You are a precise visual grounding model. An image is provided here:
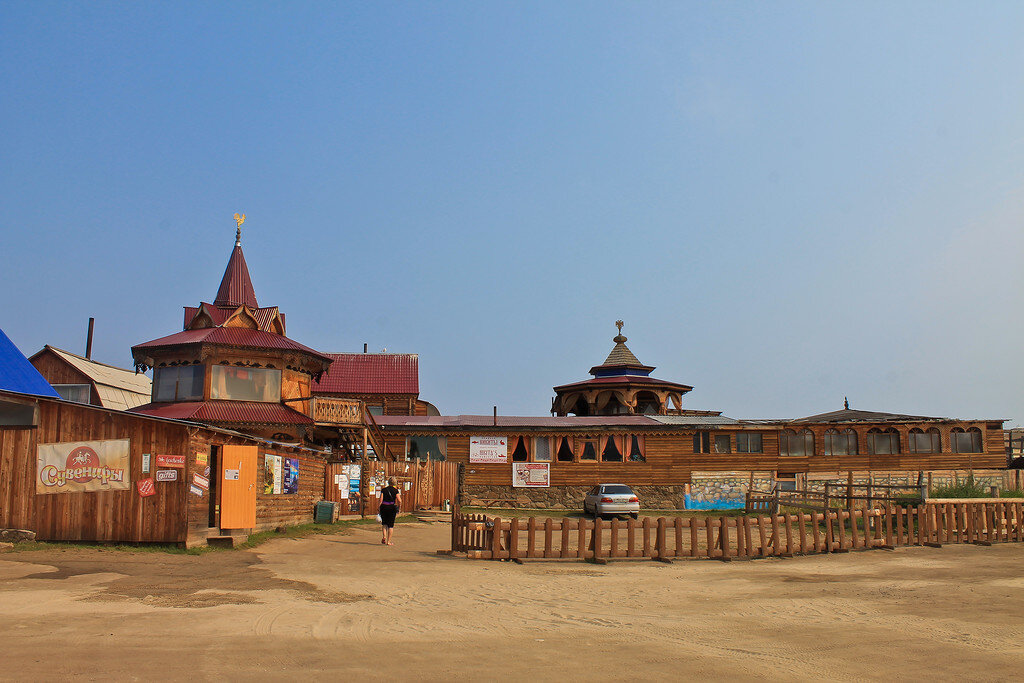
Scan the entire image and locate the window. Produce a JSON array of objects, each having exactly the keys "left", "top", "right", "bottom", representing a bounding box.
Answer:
[
  {"left": 367, "top": 405, "right": 384, "bottom": 416},
  {"left": 578, "top": 439, "right": 598, "bottom": 461},
  {"left": 736, "top": 433, "right": 763, "bottom": 453},
  {"left": 867, "top": 427, "right": 900, "bottom": 455},
  {"left": 602, "top": 484, "right": 634, "bottom": 495},
  {"left": 628, "top": 435, "right": 646, "bottom": 462},
  {"left": 951, "top": 427, "right": 982, "bottom": 453},
  {"left": 556, "top": 437, "right": 574, "bottom": 462},
  {"left": 714, "top": 434, "right": 731, "bottom": 453},
  {"left": 908, "top": 428, "right": 940, "bottom": 454},
  {"left": 406, "top": 435, "right": 447, "bottom": 461},
  {"left": 776, "top": 472, "right": 797, "bottom": 491},
  {"left": 511, "top": 436, "right": 529, "bottom": 462},
  {"left": 210, "top": 365, "right": 280, "bottom": 402},
  {"left": 533, "top": 437, "right": 552, "bottom": 462},
  {"left": 601, "top": 436, "right": 623, "bottom": 462},
  {"left": 154, "top": 365, "right": 204, "bottom": 402},
  {"left": 823, "top": 428, "right": 858, "bottom": 455},
  {"left": 780, "top": 429, "right": 814, "bottom": 456},
  {"left": 693, "top": 431, "right": 710, "bottom": 454},
  {"left": 53, "top": 384, "right": 91, "bottom": 404}
]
